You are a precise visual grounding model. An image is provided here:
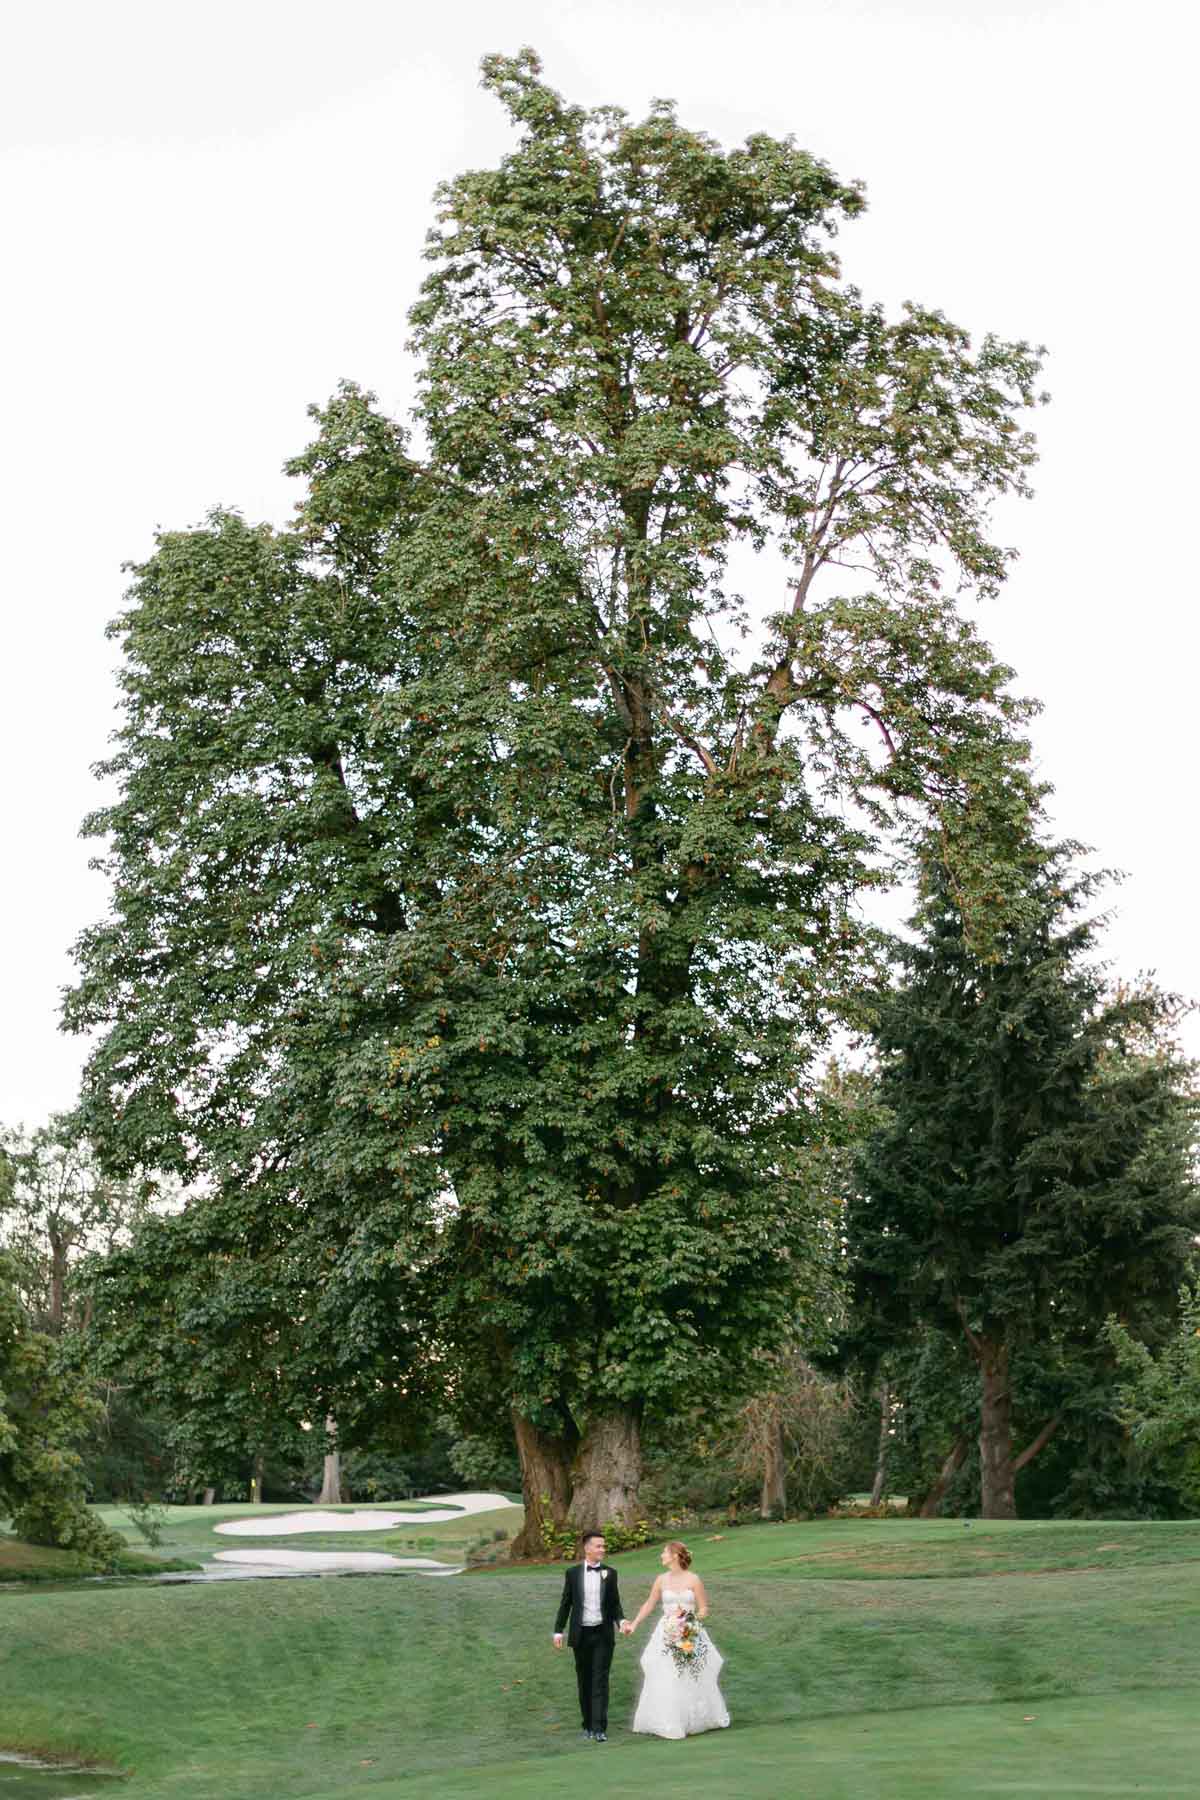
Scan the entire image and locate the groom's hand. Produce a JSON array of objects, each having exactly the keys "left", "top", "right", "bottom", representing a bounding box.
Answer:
[{"left": 552, "top": 1633, "right": 564, "bottom": 1649}]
